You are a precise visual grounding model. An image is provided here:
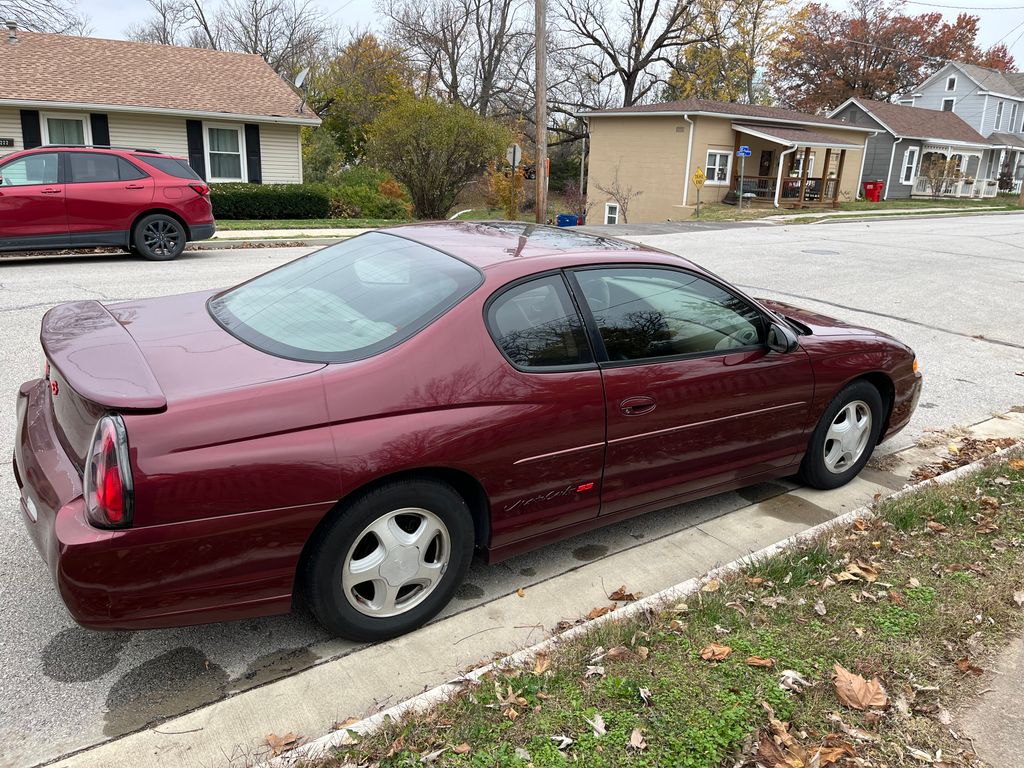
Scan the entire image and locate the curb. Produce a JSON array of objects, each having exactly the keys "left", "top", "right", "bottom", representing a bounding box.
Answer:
[{"left": 269, "top": 443, "right": 1022, "bottom": 767}]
